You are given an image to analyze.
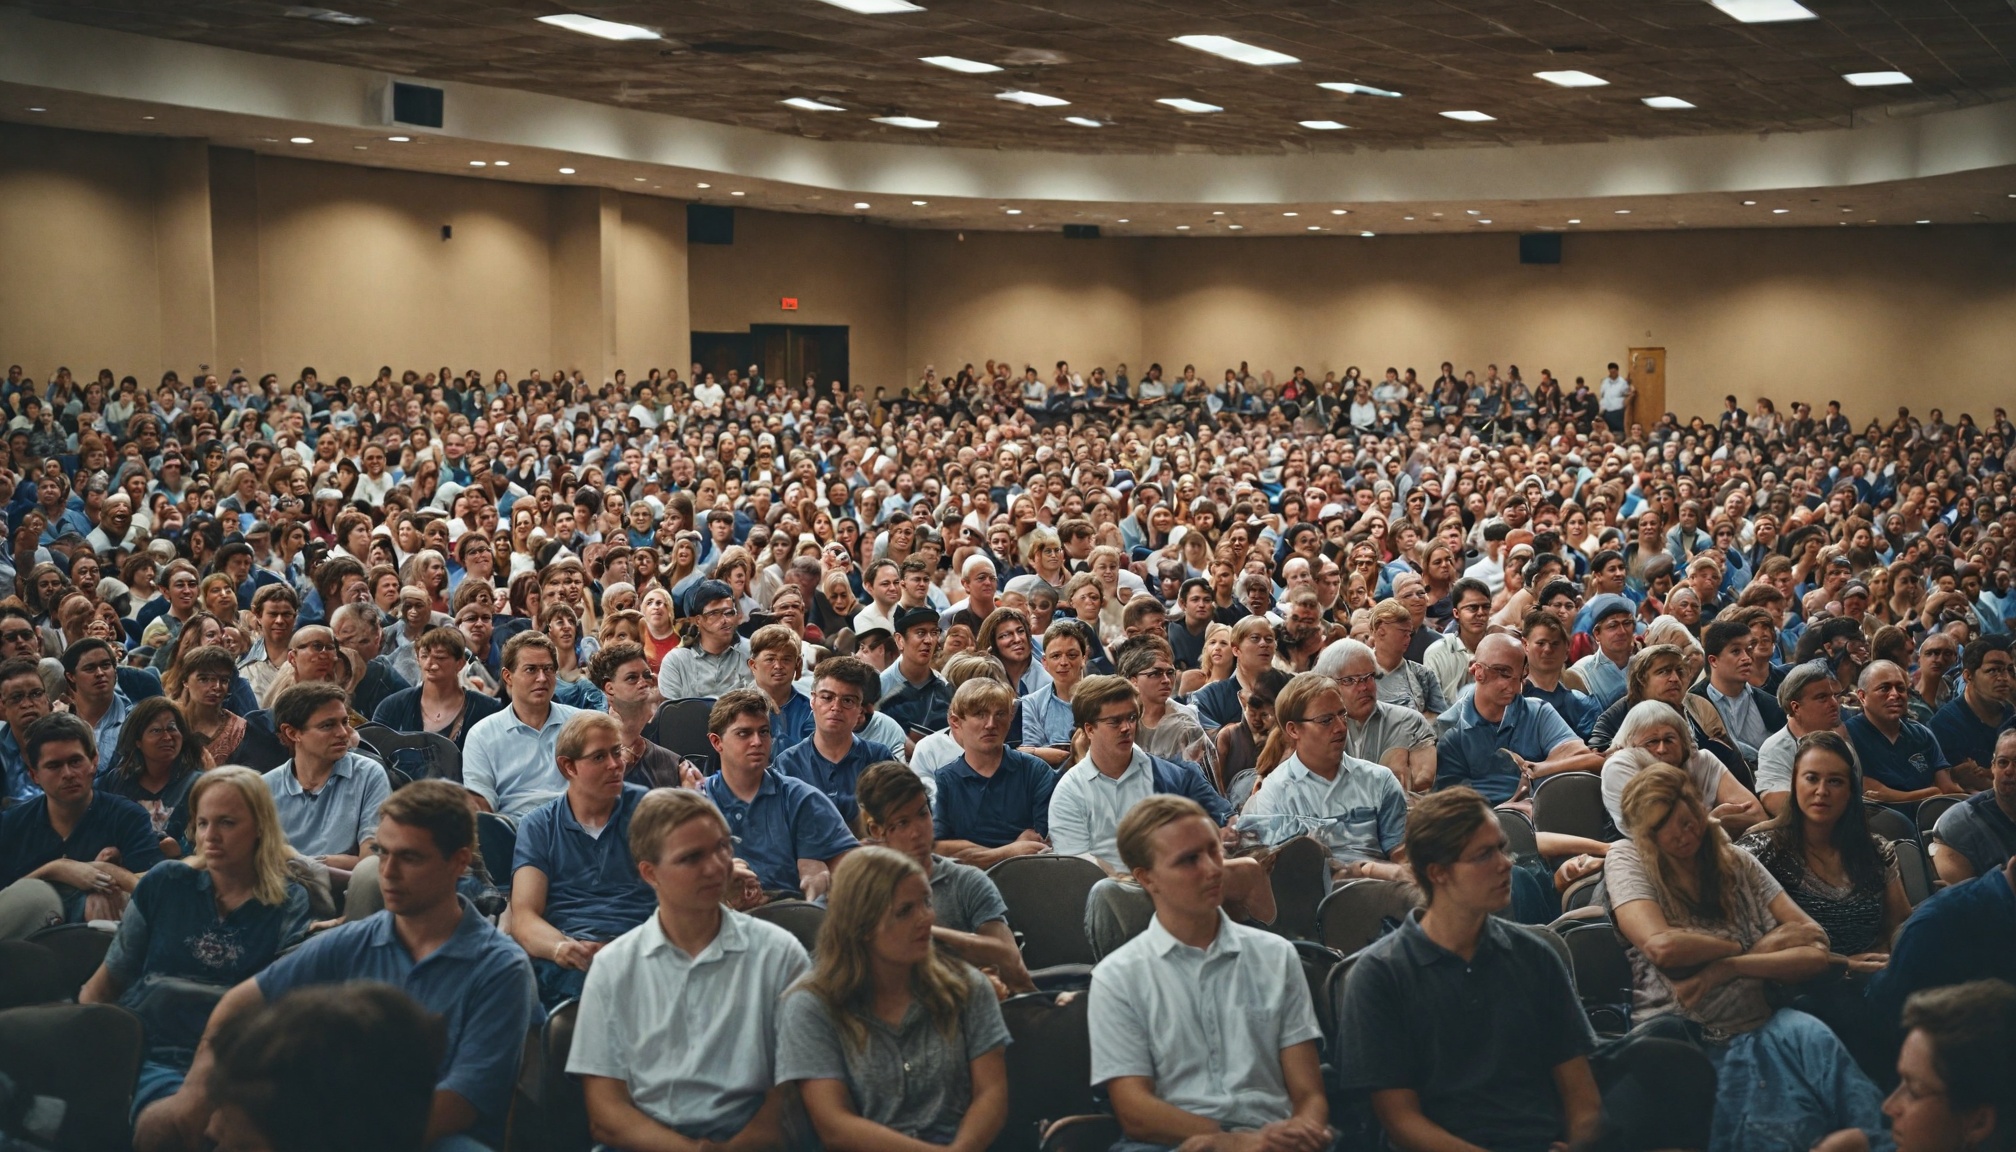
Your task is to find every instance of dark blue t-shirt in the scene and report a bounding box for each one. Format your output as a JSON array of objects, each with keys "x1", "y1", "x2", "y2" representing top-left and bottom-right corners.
[
  {"x1": 1926, "y1": 696, "x2": 2014, "y2": 772},
  {"x1": 932, "y1": 750, "x2": 1056, "y2": 847},
  {"x1": 1867, "y1": 863, "x2": 2016, "y2": 1029},
  {"x1": 772, "y1": 735, "x2": 894, "y2": 827},
  {"x1": 0, "y1": 790, "x2": 165, "y2": 920},
  {"x1": 1845, "y1": 713, "x2": 1950, "y2": 792}
]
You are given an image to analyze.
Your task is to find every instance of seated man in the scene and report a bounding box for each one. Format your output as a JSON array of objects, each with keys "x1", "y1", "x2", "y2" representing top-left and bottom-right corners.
[
  {"x1": 1338, "y1": 787, "x2": 1607, "y2": 1152},
  {"x1": 1927, "y1": 634, "x2": 2015, "y2": 788},
  {"x1": 1931, "y1": 729, "x2": 2016, "y2": 885},
  {"x1": 1090, "y1": 795, "x2": 1329, "y2": 1152},
  {"x1": 1848, "y1": 660, "x2": 1967, "y2": 806},
  {"x1": 0, "y1": 654, "x2": 50, "y2": 802},
  {"x1": 1436, "y1": 634, "x2": 1602, "y2": 805},
  {"x1": 657, "y1": 579, "x2": 755, "y2": 701},
  {"x1": 0, "y1": 713, "x2": 163, "y2": 938},
  {"x1": 772, "y1": 656, "x2": 896, "y2": 827},
  {"x1": 699, "y1": 689, "x2": 857, "y2": 900},
  {"x1": 1243, "y1": 671, "x2": 1410, "y2": 881},
  {"x1": 880, "y1": 606, "x2": 953, "y2": 737},
  {"x1": 568, "y1": 788, "x2": 811, "y2": 1151},
  {"x1": 1817, "y1": 980, "x2": 2016, "y2": 1152},
  {"x1": 933, "y1": 678, "x2": 1057, "y2": 868},
  {"x1": 1866, "y1": 851, "x2": 2016, "y2": 1038},
  {"x1": 1315, "y1": 638, "x2": 1437, "y2": 793},
  {"x1": 1049, "y1": 674, "x2": 1230, "y2": 869},
  {"x1": 748, "y1": 623, "x2": 813, "y2": 751},
  {"x1": 462, "y1": 632, "x2": 581, "y2": 818},
  {"x1": 586, "y1": 641, "x2": 689, "y2": 789},
  {"x1": 1755, "y1": 662, "x2": 1857, "y2": 817},
  {"x1": 137, "y1": 781, "x2": 538, "y2": 1152},
  {"x1": 855, "y1": 758, "x2": 1034, "y2": 993},
  {"x1": 261, "y1": 682, "x2": 391, "y2": 874},
  {"x1": 1019, "y1": 619, "x2": 1090, "y2": 768},
  {"x1": 509, "y1": 713, "x2": 660, "y2": 1008}
]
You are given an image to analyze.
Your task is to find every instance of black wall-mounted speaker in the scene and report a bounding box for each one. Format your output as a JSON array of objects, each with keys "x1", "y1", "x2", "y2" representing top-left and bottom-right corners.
[
  {"x1": 391, "y1": 83, "x2": 445, "y2": 129},
  {"x1": 1519, "y1": 233, "x2": 1562, "y2": 264},
  {"x1": 1063, "y1": 224, "x2": 1101, "y2": 239},
  {"x1": 688, "y1": 204, "x2": 735, "y2": 245}
]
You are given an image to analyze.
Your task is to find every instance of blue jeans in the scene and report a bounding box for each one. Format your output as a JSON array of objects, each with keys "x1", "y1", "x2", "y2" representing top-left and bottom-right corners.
[{"x1": 1706, "y1": 1009, "x2": 1892, "y2": 1152}]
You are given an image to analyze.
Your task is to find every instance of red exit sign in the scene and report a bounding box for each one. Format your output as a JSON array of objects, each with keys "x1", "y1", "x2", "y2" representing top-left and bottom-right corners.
[{"x1": 780, "y1": 297, "x2": 799, "y2": 311}]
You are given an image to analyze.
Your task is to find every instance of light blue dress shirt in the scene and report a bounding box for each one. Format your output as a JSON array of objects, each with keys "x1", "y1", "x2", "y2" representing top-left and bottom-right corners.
[{"x1": 461, "y1": 701, "x2": 581, "y2": 818}]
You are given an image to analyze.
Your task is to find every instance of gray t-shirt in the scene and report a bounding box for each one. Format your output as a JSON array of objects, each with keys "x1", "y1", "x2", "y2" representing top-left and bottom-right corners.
[
  {"x1": 1604, "y1": 840, "x2": 1784, "y2": 1039},
  {"x1": 776, "y1": 967, "x2": 1011, "y2": 1143},
  {"x1": 929, "y1": 855, "x2": 1008, "y2": 934},
  {"x1": 1932, "y1": 793, "x2": 2016, "y2": 879}
]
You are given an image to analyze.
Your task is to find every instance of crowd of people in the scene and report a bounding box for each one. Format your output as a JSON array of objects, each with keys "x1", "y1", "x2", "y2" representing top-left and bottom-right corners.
[{"x1": 0, "y1": 353, "x2": 2013, "y2": 1152}]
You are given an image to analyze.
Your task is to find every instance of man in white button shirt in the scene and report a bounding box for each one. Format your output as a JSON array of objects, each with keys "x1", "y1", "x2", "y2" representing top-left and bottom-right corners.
[
  {"x1": 569, "y1": 788, "x2": 810, "y2": 1149},
  {"x1": 1089, "y1": 794, "x2": 1330, "y2": 1152},
  {"x1": 1049, "y1": 676, "x2": 1230, "y2": 872},
  {"x1": 1241, "y1": 672, "x2": 1410, "y2": 881}
]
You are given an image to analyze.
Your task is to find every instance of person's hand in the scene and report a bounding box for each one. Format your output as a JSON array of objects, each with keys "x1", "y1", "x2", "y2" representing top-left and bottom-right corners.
[
  {"x1": 1709, "y1": 801, "x2": 1750, "y2": 823},
  {"x1": 1758, "y1": 920, "x2": 1829, "y2": 954},
  {"x1": 1555, "y1": 854, "x2": 1603, "y2": 886},
  {"x1": 551, "y1": 939, "x2": 602, "y2": 971},
  {"x1": 1004, "y1": 838, "x2": 1051, "y2": 858},
  {"x1": 680, "y1": 761, "x2": 705, "y2": 790},
  {"x1": 49, "y1": 858, "x2": 113, "y2": 892},
  {"x1": 1260, "y1": 1117, "x2": 1330, "y2": 1152},
  {"x1": 1014, "y1": 829, "x2": 1049, "y2": 845},
  {"x1": 1842, "y1": 952, "x2": 1889, "y2": 976},
  {"x1": 1668, "y1": 962, "x2": 1726, "y2": 1009}
]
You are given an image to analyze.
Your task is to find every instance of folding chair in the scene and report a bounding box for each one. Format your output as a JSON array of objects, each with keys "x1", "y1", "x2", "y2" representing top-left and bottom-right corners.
[
  {"x1": 1040, "y1": 1115, "x2": 1120, "y2": 1152},
  {"x1": 476, "y1": 812, "x2": 519, "y2": 891},
  {"x1": 1893, "y1": 836, "x2": 1934, "y2": 906},
  {"x1": 1266, "y1": 835, "x2": 1332, "y2": 941},
  {"x1": 0, "y1": 941, "x2": 65, "y2": 1010},
  {"x1": 1315, "y1": 878, "x2": 1420, "y2": 956},
  {"x1": 1532, "y1": 772, "x2": 1614, "y2": 844},
  {"x1": 25, "y1": 923, "x2": 114, "y2": 1001},
  {"x1": 988, "y1": 854, "x2": 1108, "y2": 970},
  {"x1": 518, "y1": 998, "x2": 589, "y2": 1152},
  {"x1": 358, "y1": 725, "x2": 464, "y2": 785},
  {"x1": 1915, "y1": 794, "x2": 1962, "y2": 837},
  {"x1": 1496, "y1": 806, "x2": 1541, "y2": 867},
  {"x1": 998, "y1": 991, "x2": 1094, "y2": 1152},
  {"x1": 0, "y1": 1002, "x2": 145, "y2": 1151},
  {"x1": 1559, "y1": 921, "x2": 1634, "y2": 1036},
  {"x1": 749, "y1": 899, "x2": 826, "y2": 956},
  {"x1": 647, "y1": 698, "x2": 717, "y2": 763},
  {"x1": 1864, "y1": 803, "x2": 1920, "y2": 847}
]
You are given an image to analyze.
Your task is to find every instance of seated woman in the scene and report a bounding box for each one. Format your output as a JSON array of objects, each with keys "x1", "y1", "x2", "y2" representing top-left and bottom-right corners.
[
  {"x1": 168, "y1": 645, "x2": 245, "y2": 765},
  {"x1": 1587, "y1": 643, "x2": 1751, "y2": 787},
  {"x1": 80, "y1": 766, "x2": 310, "y2": 1122},
  {"x1": 1607, "y1": 765, "x2": 1889, "y2": 1152},
  {"x1": 778, "y1": 846, "x2": 1010, "y2": 1152},
  {"x1": 100, "y1": 697, "x2": 210, "y2": 860},
  {"x1": 368, "y1": 625, "x2": 504, "y2": 749},
  {"x1": 1216, "y1": 667, "x2": 1289, "y2": 806},
  {"x1": 1603, "y1": 699, "x2": 1765, "y2": 839}
]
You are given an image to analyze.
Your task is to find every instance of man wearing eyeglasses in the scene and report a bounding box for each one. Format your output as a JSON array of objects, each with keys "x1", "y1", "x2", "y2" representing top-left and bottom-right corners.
[
  {"x1": 1244, "y1": 670, "x2": 1409, "y2": 880},
  {"x1": 657, "y1": 579, "x2": 755, "y2": 703},
  {"x1": 1424, "y1": 578, "x2": 1493, "y2": 703},
  {"x1": 62, "y1": 639, "x2": 132, "y2": 774},
  {"x1": 772, "y1": 657, "x2": 895, "y2": 828},
  {"x1": 1315, "y1": 640, "x2": 1438, "y2": 794},
  {"x1": 1436, "y1": 634, "x2": 1602, "y2": 805},
  {"x1": 0, "y1": 712, "x2": 162, "y2": 939},
  {"x1": 463, "y1": 633, "x2": 582, "y2": 820},
  {"x1": 0, "y1": 656, "x2": 50, "y2": 802}
]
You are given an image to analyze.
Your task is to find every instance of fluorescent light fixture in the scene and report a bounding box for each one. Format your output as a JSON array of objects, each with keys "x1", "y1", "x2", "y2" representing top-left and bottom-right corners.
[
  {"x1": 1117, "y1": 218, "x2": 1129, "y2": 223},
  {"x1": 470, "y1": 160, "x2": 487, "y2": 167},
  {"x1": 1403, "y1": 215, "x2": 1415, "y2": 221},
  {"x1": 853, "y1": 202, "x2": 871, "y2": 209},
  {"x1": 1534, "y1": 70, "x2": 1608, "y2": 87},
  {"x1": 781, "y1": 97, "x2": 846, "y2": 112},
  {"x1": 1229, "y1": 224, "x2": 1243, "y2": 230},
  {"x1": 1004, "y1": 208, "x2": 1023, "y2": 215},
  {"x1": 814, "y1": 0, "x2": 923, "y2": 12},
  {"x1": 289, "y1": 136, "x2": 314, "y2": 144},
  {"x1": 1064, "y1": 116, "x2": 1103, "y2": 127},
  {"x1": 1282, "y1": 212, "x2": 1299, "y2": 217},
  {"x1": 911, "y1": 200, "x2": 928, "y2": 205},
  {"x1": 1318, "y1": 82, "x2": 1402, "y2": 98},
  {"x1": 1176, "y1": 225, "x2": 1190, "y2": 230},
  {"x1": 730, "y1": 190, "x2": 746, "y2": 196},
  {"x1": 997, "y1": 90, "x2": 1069, "y2": 107},
  {"x1": 1844, "y1": 70, "x2": 1911, "y2": 86},
  {"x1": 493, "y1": 160, "x2": 509, "y2": 167},
  {"x1": 1917, "y1": 219, "x2": 1931, "y2": 224},
  {"x1": 1709, "y1": 0, "x2": 1816, "y2": 22},
  {"x1": 1330, "y1": 209, "x2": 1348, "y2": 215},
  {"x1": 26, "y1": 107, "x2": 45, "y2": 112},
  {"x1": 1306, "y1": 225, "x2": 1321, "y2": 231},
  {"x1": 536, "y1": 13, "x2": 660, "y2": 41},
  {"x1": 1772, "y1": 208, "x2": 1790, "y2": 213},
  {"x1": 634, "y1": 176, "x2": 646, "y2": 181},
  {"x1": 1158, "y1": 98, "x2": 1223, "y2": 114},
  {"x1": 1171, "y1": 35, "x2": 1298, "y2": 66},
  {"x1": 1742, "y1": 199, "x2": 1756, "y2": 205},
  {"x1": 920, "y1": 55, "x2": 999, "y2": 73},
  {"x1": 1360, "y1": 230, "x2": 1375, "y2": 237},
  {"x1": 1615, "y1": 209, "x2": 1631, "y2": 214},
  {"x1": 558, "y1": 167, "x2": 576, "y2": 174},
  {"x1": 1440, "y1": 110, "x2": 1495, "y2": 122},
  {"x1": 1642, "y1": 96, "x2": 1696, "y2": 109},
  {"x1": 1478, "y1": 219, "x2": 1492, "y2": 224},
  {"x1": 1567, "y1": 218, "x2": 1580, "y2": 224},
  {"x1": 387, "y1": 135, "x2": 411, "y2": 142},
  {"x1": 1299, "y1": 119, "x2": 1348, "y2": 130},
  {"x1": 1212, "y1": 211, "x2": 1225, "y2": 215},
  {"x1": 1466, "y1": 209, "x2": 1480, "y2": 215},
  {"x1": 873, "y1": 116, "x2": 939, "y2": 128}
]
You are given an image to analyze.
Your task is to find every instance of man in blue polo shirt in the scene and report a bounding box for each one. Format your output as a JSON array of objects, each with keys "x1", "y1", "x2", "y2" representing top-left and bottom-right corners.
[
  {"x1": 1928, "y1": 634, "x2": 2015, "y2": 784},
  {"x1": 880, "y1": 606, "x2": 952, "y2": 738},
  {"x1": 136, "y1": 780, "x2": 537, "y2": 1152},
  {"x1": 699, "y1": 690, "x2": 856, "y2": 901},
  {"x1": 261, "y1": 682, "x2": 391, "y2": 874},
  {"x1": 772, "y1": 656, "x2": 894, "y2": 827},
  {"x1": 0, "y1": 713, "x2": 162, "y2": 938},
  {"x1": 1866, "y1": 853, "x2": 2016, "y2": 1036},
  {"x1": 1848, "y1": 660, "x2": 1967, "y2": 806},
  {"x1": 1932, "y1": 729, "x2": 2016, "y2": 885},
  {"x1": 463, "y1": 632, "x2": 581, "y2": 819},
  {"x1": 933, "y1": 677, "x2": 1056, "y2": 868},
  {"x1": 509, "y1": 713, "x2": 660, "y2": 1008},
  {"x1": 1436, "y1": 634, "x2": 1603, "y2": 805}
]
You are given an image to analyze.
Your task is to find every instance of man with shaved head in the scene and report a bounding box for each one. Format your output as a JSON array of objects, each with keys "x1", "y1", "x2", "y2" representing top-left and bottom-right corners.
[
  {"x1": 1432, "y1": 633, "x2": 1603, "y2": 804},
  {"x1": 1848, "y1": 658, "x2": 1968, "y2": 806}
]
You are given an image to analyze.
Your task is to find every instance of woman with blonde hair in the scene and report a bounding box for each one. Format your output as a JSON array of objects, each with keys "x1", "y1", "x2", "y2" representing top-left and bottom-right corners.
[
  {"x1": 1607, "y1": 766, "x2": 1887, "y2": 1152},
  {"x1": 778, "y1": 846, "x2": 1010, "y2": 1152},
  {"x1": 1177, "y1": 620, "x2": 1232, "y2": 698},
  {"x1": 638, "y1": 585, "x2": 679, "y2": 673},
  {"x1": 80, "y1": 765, "x2": 310, "y2": 1118}
]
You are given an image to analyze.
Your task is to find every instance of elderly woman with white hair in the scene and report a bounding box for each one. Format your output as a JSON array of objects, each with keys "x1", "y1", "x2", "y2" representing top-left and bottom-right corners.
[{"x1": 1603, "y1": 699, "x2": 1765, "y2": 837}]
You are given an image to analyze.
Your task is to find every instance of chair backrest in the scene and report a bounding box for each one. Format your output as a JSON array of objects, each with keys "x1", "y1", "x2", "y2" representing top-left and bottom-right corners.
[
  {"x1": 1294, "y1": 941, "x2": 1344, "y2": 1046},
  {"x1": 537, "y1": 998, "x2": 590, "y2": 1152},
  {"x1": 998, "y1": 991, "x2": 1094, "y2": 1152},
  {"x1": 1039, "y1": 1114, "x2": 1121, "y2": 1152},
  {"x1": 1893, "y1": 836, "x2": 1934, "y2": 906},
  {"x1": 749, "y1": 900, "x2": 827, "y2": 956},
  {"x1": 0, "y1": 941, "x2": 66, "y2": 1010},
  {"x1": 1322, "y1": 951, "x2": 1363, "y2": 1053},
  {"x1": 1915, "y1": 794, "x2": 1962, "y2": 835},
  {"x1": 988, "y1": 855, "x2": 1109, "y2": 969},
  {"x1": 1532, "y1": 771, "x2": 1613, "y2": 843},
  {"x1": 1864, "y1": 803, "x2": 1921, "y2": 846},
  {"x1": 356, "y1": 725, "x2": 464, "y2": 785},
  {"x1": 1496, "y1": 806, "x2": 1541, "y2": 867},
  {"x1": 25, "y1": 923, "x2": 115, "y2": 1001},
  {"x1": 0, "y1": 1002, "x2": 145, "y2": 1152},
  {"x1": 1267, "y1": 835, "x2": 1332, "y2": 940},
  {"x1": 475, "y1": 812, "x2": 519, "y2": 891},
  {"x1": 1316, "y1": 878, "x2": 1420, "y2": 955},
  {"x1": 1083, "y1": 878, "x2": 1155, "y2": 962},
  {"x1": 1560, "y1": 922, "x2": 1634, "y2": 1030},
  {"x1": 648, "y1": 698, "x2": 717, "y2": 763}
]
